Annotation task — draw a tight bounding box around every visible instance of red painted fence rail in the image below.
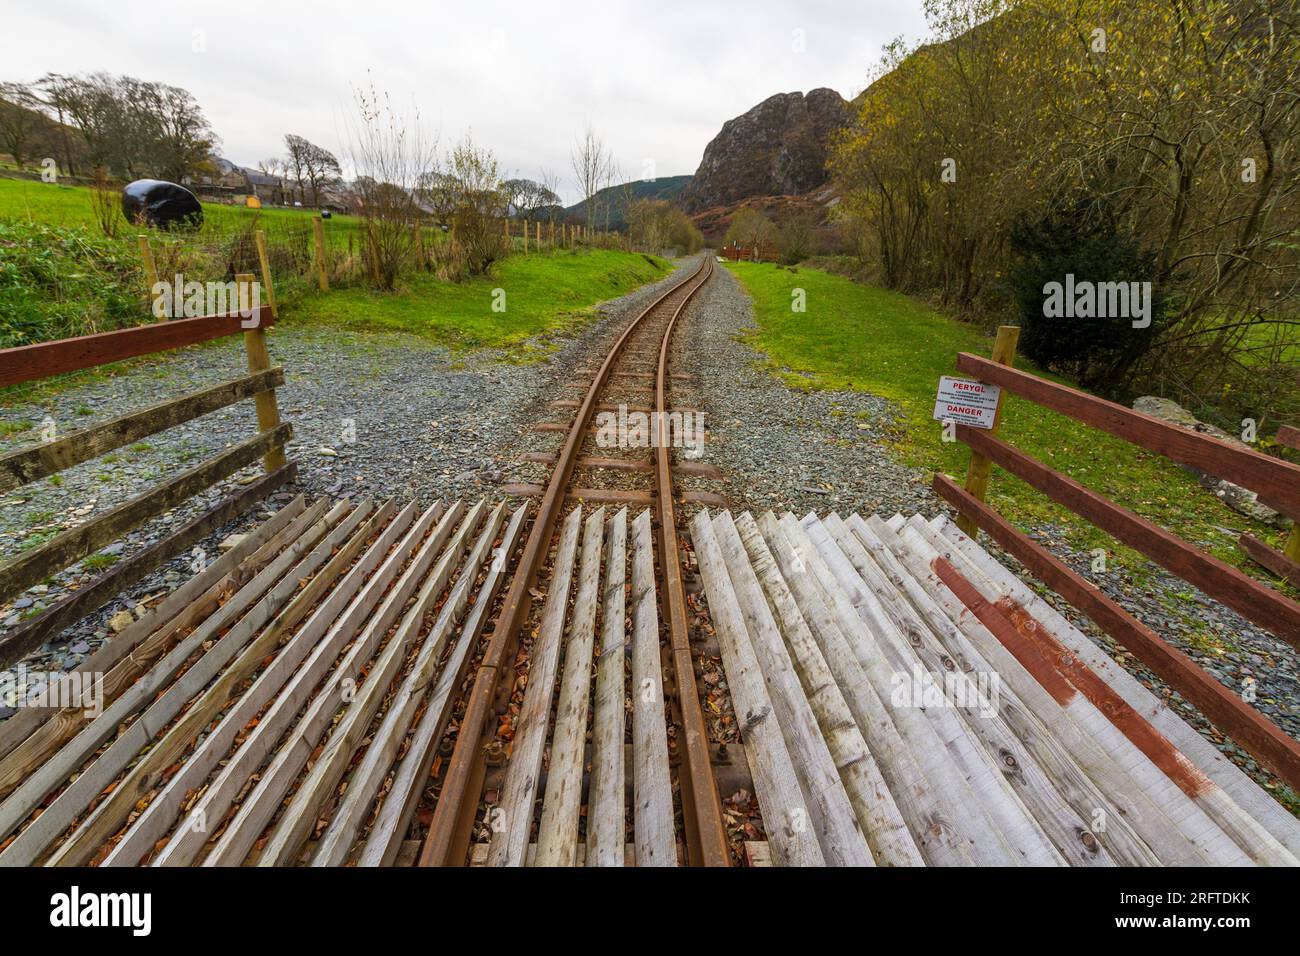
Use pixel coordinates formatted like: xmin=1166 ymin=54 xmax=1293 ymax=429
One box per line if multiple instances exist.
xmin=944 ymin=334 xmax=1300 ymax=792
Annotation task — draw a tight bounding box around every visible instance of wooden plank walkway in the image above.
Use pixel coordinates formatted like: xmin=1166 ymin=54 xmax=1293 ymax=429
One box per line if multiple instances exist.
xmin=479 ymin=505 xmax=682 ymax=867
xmin=0 ymin=495 xmax=529 ymax=867
xmin=4 ymin=496 xmax=1297 ymax=868
xmin=690 ymin=508 xmax=1300 ymax=867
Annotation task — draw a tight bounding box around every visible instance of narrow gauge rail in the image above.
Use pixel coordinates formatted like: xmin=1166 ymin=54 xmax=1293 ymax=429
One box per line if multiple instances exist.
xmin=420 ymin=254 xmax=731 ymax=866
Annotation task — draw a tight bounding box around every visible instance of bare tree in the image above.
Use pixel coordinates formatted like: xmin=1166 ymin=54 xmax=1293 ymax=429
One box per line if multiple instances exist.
xmin=302 ymin=141 xmax=342 ymax=206
xmin=571 ymin=124 xmax=609 ymax=232
xmin=601 ymin=155 xmax=620 ymax=233
xmin=28 ymin=73 xmax=215 ymax=181
xmin=33 ymin=73 xmax=81 ymax=176
xmin=283 ymin=134 xmax=311 ymax=203
xmin=724 ymin=207 xmax=776 ymax=260
xmin=345 ymin=80 xmax=438 ymax=290
xmin=538 ymin=166 xmax=563 ymax=221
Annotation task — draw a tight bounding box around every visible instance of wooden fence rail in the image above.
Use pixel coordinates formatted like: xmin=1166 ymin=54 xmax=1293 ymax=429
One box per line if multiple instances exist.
xmin=0 ymin=307 xmax=274 ymax=390
xmin=943 ymin=327 xmax=1300 ymax=792
xmin=0 ymin=295 xmax=293 ymax=666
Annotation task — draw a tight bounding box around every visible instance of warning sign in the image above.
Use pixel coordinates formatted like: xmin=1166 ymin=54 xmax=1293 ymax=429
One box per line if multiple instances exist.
xmin=932 ymin=376 xmax=1001 ymax=429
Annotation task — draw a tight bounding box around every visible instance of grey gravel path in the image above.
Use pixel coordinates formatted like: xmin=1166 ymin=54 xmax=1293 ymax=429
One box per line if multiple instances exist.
xmin=0 ymin=260 xmax=698 ymax=679
xmin=2 ymin=254 xmax=1295 ymax=814
xmin=671 ymin=262 xmax=937 ymax=518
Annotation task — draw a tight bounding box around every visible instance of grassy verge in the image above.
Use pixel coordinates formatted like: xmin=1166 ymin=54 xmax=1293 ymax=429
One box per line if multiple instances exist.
xmin=0 ymin=175 xmax=365 ymax=237
xmin=1 ymin=175 xmax=670 ymax=359
xmin=723 ymin=260 xmax=1293 ymax=591
xmin=290 ymin=248 xmax=670 ymax=353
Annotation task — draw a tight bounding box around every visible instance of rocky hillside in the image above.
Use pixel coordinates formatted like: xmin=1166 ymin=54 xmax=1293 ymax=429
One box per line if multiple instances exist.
xmin=680 ymin=89 xmax=851 ymax=212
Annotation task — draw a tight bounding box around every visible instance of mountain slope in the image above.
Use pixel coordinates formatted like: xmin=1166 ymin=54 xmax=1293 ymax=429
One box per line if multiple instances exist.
xmin=563 ymin=174 xmax=693 ymax=228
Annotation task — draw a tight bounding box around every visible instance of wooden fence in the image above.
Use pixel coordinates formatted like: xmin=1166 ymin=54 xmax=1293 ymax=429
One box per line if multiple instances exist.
xmin=718 ymin=241 xmax=780 ymax=263
xmin=0 ymin=280 xmax=294 ymax=667
xmin=940 ymin=325 xmax=1300 ymax=792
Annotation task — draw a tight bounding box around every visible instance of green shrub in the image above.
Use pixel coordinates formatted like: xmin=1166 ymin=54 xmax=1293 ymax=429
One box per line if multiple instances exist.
xmin=1008 ymin=200 xmax=1170 ymax=396
xmin=0 ymin=221 xmax=142 ymax=346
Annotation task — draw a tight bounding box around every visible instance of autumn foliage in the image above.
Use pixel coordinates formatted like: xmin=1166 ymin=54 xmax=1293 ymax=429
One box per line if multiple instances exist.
xmin=832 ymin=0 xmax=1300 ymax=417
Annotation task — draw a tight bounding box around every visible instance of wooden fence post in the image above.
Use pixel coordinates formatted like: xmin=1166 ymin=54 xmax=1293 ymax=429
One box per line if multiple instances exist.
xmin=412 ymin=222 xmax=425 ymax=270
xmin=536 ymin=220 xmax=541 ymax=247
xmin=137 ymin=235 xmax=160 ymax=317
xmin=523 ymin=219 xmax=529 ymax=253
xmin=237 ymin=272 xmax=286 ymax=473
xmin=254 ymin=230 xmax=278 ymax=318
xmin=956 ymin=324 xmax=1021 ymax=539
xmin=505 ymin=218 xmax=510 ymax=242
xmin=312 ymin=216 xmax=329 ymax=291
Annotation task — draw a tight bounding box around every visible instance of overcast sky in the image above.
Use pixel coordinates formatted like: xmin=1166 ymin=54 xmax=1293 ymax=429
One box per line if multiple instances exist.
xmin=1 ymin=0 xmax=928 ymax=203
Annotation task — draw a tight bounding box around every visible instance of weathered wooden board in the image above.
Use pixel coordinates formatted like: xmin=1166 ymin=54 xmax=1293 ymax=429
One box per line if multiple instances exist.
xmin=356 ymin=503 xmax=529 ymax=867
xmin=0 ymin=368 xmax=283 ymax=492
xmin=153 ymin=501 xmax=430 ymax=866
xmin=956 ymin=352 xmax=1300 ymax=519
xmin=0 ymin=307 xmax=275 ymax=388
xmin=933 ymin=473 xmax=1300 ymax=794
xmin=486 ymin=507 xmax=583 ymax=867
xmin=534 ymin=508 xmax=604 ymax=866
xmin=258 ymin=501 xmax=484 ymax=866
xmin=0 ymin=464 xmax=294 ymax=668
xmin=629 ymin=509 xmax=676 ymax=867
xmin=0 ymin=422 xmax=291 ymax=603
xmin=586 ymin=508 xmax=628 ymax=867
xmin=736 ymin=512 xmax=921 ymax=866
xmin=957 ymin=425 xmax=1300 ymax=646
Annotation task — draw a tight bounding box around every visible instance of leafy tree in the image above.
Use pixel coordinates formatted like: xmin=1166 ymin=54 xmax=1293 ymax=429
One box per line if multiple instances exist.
xmin=36 ymin=73 xmax=216 ymax=181
xmin=830 ymin=0 xmax=1300 ymax=411
xmin=0 ymin=82 xmax=39 ymax=168
xmin=1009 ymin=199 xmax=1168 ymax=394
xmin=724 ymin=207 xmax=775 ymax=259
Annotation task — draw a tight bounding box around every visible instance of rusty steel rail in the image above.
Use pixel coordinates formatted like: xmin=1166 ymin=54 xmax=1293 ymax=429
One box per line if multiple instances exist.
xmin=419 ymin=254 xmax=728 ymax=866
xmin=652 ymin=258 xmax=730 ymax=867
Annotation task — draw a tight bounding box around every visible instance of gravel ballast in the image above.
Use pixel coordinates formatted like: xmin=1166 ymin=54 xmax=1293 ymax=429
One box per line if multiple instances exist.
xmin=2 ymin=255 xmax=1295 ymax=814
xmin=0 ymin=260 xmax=697 ymax=677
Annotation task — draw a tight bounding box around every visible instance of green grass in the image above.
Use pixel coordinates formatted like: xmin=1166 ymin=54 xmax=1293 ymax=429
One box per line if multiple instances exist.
xmin=724 ymin=260 xmax=1289 ymax=579
xmin=0 ymin=175 xmax=365 ymax=238
xmin=80 ymin=553 xmax=120 ymax=572
xmin=293 ymin=248 xmax=670 ymax=352
xmin=0 ymin=175 xmax=670 ymax=360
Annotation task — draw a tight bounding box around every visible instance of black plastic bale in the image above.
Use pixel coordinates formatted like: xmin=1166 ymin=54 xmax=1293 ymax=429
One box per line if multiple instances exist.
xmin=121 ymin=179 xmax=204 ymax=230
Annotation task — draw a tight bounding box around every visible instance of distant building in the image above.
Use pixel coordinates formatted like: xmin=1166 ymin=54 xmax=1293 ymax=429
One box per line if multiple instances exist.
xmin=187 ymin=157 xmax=285 ymax=205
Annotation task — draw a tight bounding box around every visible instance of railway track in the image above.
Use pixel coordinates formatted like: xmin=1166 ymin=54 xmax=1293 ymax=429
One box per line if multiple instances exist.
xmin=7 ymin=253 xmax=1298 ymax=869
xmin=420 ymin=253 xmax=731 ymax=866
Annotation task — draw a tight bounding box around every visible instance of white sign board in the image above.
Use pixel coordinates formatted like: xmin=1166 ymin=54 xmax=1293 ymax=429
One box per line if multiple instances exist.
xmin=933 ymin=376 xmax=1001 ymax=429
